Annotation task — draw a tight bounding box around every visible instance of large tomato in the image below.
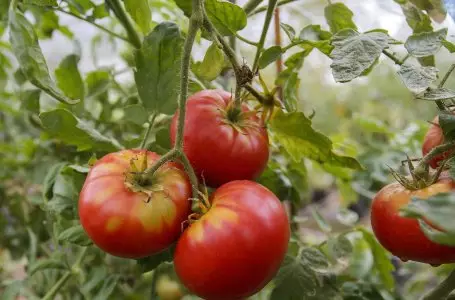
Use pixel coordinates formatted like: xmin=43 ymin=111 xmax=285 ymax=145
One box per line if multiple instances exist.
xmin=371 ymin=176 xmax=455 ymax=265
xmin=174 ymin=180 xmax=290 ymax=300
xmin=78 ymin=149 xmax=191 ymax=258
xmin=170 ymin=89 xmax=269 ymax=188
xmin=422 ymin=115 xmax=451 ymax=169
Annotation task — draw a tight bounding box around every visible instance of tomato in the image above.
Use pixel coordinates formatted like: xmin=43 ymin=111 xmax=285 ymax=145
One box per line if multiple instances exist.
xmin=156 ymin=275 xmax=184 ymax=300
xmin=422 ymin=115 xmax=451 ymax=169
xmin=78 ymin=149 xmax=191 ymax=258
xmin=170 ymin=90 xmax=269 ymax=188
xmin=174 ymin=180 xmax=290 ymax=300
xmin=371 ymin=176 xmax=455 ymax=265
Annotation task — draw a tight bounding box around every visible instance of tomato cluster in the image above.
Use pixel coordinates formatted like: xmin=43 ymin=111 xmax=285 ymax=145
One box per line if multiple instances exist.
xmin=78 ymin=90 xmax=290 ymax=299
xmin=371 ymin=116 xmax=455 ymax=265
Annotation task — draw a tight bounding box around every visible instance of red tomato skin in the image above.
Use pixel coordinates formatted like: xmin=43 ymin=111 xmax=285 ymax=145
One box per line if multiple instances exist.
xmin=170 ymin=89 xmax=269 ymax=188
xmin=422 ymin=115 xmax=450 ymax=169
xmin=174 ymin=180 xmax=290 ymax=300
xmin=78 ymin=149 xmax=191 ymax=259
xmin=371 ymin=177 xmax=455 ymax=265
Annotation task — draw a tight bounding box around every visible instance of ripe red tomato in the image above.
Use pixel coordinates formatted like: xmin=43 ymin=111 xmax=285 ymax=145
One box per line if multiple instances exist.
xmin=78 ymin=149 xmax=191 ymax=258
xmin=170 ymin=90 xmax=269 ymax=187
xmin=371 ymin=176 xmax=455 ymax=265
xmin=422 ymin=115 xmax=451 ymax=169
xmin=174 ymin=180 xmax=290 ymax=300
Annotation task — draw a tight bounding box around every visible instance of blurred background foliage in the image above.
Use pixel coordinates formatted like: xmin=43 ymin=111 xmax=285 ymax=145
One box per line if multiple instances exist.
xmin=1 ymin=0 xmax=455 ymax=299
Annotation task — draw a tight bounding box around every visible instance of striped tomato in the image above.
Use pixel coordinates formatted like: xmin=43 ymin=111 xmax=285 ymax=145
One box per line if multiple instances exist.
xmin=78 ymin=150 xmax=191 ymax=258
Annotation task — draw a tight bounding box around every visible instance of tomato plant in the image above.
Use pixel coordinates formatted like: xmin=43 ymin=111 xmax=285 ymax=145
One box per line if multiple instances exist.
xmin=78 ymin=149 xmax=191 ymax=258
xmin=174 ymin=180 xmax=289 ymax=300
xmin=2 ymin=0 xmax=455 ymax=299
xmin=170 ymin=89 xmax=269 ymax=187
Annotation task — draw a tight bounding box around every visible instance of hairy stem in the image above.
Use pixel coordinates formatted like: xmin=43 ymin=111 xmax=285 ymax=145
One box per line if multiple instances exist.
xmin=383 ymin=49 xmax=403 ymax=65
xmin=244 ymin=84 xmax=269 ymax=104
xmin=140 ymin=113 xmax=157 ymax=149
xmin=243 ymin=0 xmax=264 ymax=14
xmin=56 ymin=8 xmax=130 ymax=44
xmin=274 ymin=6 xmax=283 ymax=100
xmin=250 ymin=0 xmax=298 ymax=16
xmin=235 ymin=33 xmax=259 ymax=46
xmin=252 ymin=0 xmax=279 ymax=72
xmin=107 ymin=0 xmax=142 ymax=48
xmin=422 ymin=270 xmax=455 ymax=300
xmin=176 ymin=151 xmax=200 ymax=199
xmin=144 ymin=149 xmax=178 ymax=175
xmin=439 ymin=64 xmax=455 ymax=88
xmin=415 ymin=141 xmax=455 ymax=173
xmin=204 ymin=17 xmax=242 ymax=103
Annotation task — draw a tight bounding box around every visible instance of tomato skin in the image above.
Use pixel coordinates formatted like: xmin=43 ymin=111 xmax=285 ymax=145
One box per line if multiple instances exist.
xmin=422 ymin=115 xmax=451 ymax=169
xmin=170 ymin=90 xmax=269 ymax=188
xmin=371 ymin=177 xmax=455 ymax=265
xmin=78 ymin=149 xmax=191 ymax=259
xmin=174 ymin=180 xmax=290 ymax=300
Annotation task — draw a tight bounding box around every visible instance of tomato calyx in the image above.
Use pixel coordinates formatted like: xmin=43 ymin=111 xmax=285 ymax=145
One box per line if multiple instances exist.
xmin=222 ymin=101 xmax=263 ymax=134
xmin=123 ymin=152 xmax=165 ymax=203
xmin=390 ymin=156 xmax=447 ymax=190
xmin=181 ymin=186 xmax=211 ymax=231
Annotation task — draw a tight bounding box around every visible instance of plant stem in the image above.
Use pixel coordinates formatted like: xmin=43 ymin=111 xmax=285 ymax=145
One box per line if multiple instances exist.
xmin=250 ymin=0 xmax=298 ymax=16
xmin=176 ymin=151 xmax=200 ymax=203
xmin=144 ymin=149 xmax=178 ymax=175
xmin=244 ymin=83 xmax=268 ymax=104
xmin=235 ymin=33 xmax=259 ymax=46
xmin=55 ymin=8 xmax=131 ymax=44
xmin=150 ymin=266 xmax=162 ymax=299
xmin=140 ymin=114 xmax=157 ymax=149
xmin=42 ymin=247 xmax=88 ymax=300
xmin=106 ymin=0 xmax=142 ymax=49
xmin=252 ymin=0 xmax=279 ymax=72
xmin=422 ymin=270 xmax=455 ymax=300
xmin=175 ymin=0 xmax=203 ymax=149
xmin=204 ymin=17 xmax=242 ymax=103
xmin=383 ymin=49 xmax=403 ymax=65
xmin=274 ymin=6 xmax=283 ymax=100
xmin=439 ymin=64 xmax=455 ymax=88
xmin=243 ymin=0 xmax=264 ymax=14
xmin=415 ymin=141 xmax=455 ymax=173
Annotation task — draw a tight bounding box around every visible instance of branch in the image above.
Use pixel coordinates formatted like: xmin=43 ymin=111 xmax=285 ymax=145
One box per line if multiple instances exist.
xmin=250 ymin=0 xmax=298 ymax=16
xmin=55 ymin=8 xmax=131 ymax=44
xmin=439 ymin=64 xmax=455 ymax=88
xmin=422 ymin=270 xmax=455 ymax=300
xmin=106 ymin=0 xmax=142 ymax=48
xmin=382 ymin=49 xmax=403 ymax=65
xmin=243 ymin=0 xmax=264 ymax=14
xmin=252 ymin=0 xmax=279 ymax=72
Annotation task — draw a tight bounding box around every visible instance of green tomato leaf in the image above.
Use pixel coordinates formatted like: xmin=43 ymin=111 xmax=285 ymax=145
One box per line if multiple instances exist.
xmin=122 ymin=0 xmax=151 ymax=33
xmin=300 ymin=247 xmax=329 ymax=271
xmin=20 ymin=89 xmax=41 ymax=113
xmin=402 ymin=192 xmax=455 ymax=234
xmin=330 ymin=29 xmax=389 ymax=83
xmin=174 ymin=0 xmax=247 ymax=36
xmin=270 ymin=255 xmax=319 ymax=300
xmin=280 ymin=23 xmax=296 ymax=41
xmin=327 ymin=235 xmax=353 ymax=260
xmin=93 ymin=274 xmax=119 ymax=300
xmin=397 ymin=2 xmax=433 ymax=33
xmin=135 ymin=22 xmax=184 ymax=115
xmin=358 ymin=228 xmax=395 ymax=291
xmin=418 ymin=219 xmax=455 ymax=246
xmin=40 ymin=108 xmax=123 ymax=151
xmin=86 ymin=70 xmax=110 ymax=99
xmin=42 ymin=162 xmax=67 ymax=202
xmin=123 ymin=104 xmax=149 ymax=125
xmin=58 ymin=225 xmax=93 ymax=246
xmin=270 ymin=110 xmax=363 ymax=170
xmin=23 ymin=0 xmax=57 ymax=6
xmin=193 ymin=42 xmax=225 ymax=81
xmin=442 ymin=39 xmax=455 ymax=53
xmin=416 ymin=88 xmax=455 ymax=101
xmin=324 ymin=3 xmax=357 ymax=34
xmin=348 ymin=236 xmax=374 ymax=278
xmin=28 ymin=258 xmax=67 ymax=276
xmin=55 ymin=54 xmax=85 ymax=100
xmin=397 ymin=64 xmax=438 ymax=94
xmin=258 ymin=46 xmax=282 ymax=69
xmin=8 ymin=10 xmax=79 ymax=104
xmin=405 ymin=28 xmax=447 ymax=57
xmin=297 ymin=25 xmax=333 ymax=56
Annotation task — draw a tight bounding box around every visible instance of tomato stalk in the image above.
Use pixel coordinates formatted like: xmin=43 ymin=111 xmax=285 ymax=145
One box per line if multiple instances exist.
xmin=249 ymin=0 xmax=299 ymax=16
xmin=106 ymin=0 xmax=142 ymax=49
xmin=422 ymin=269 xmax=455 ymax=300
xmin=413 ymin=141 xmax=455 ymax=177
xmin=243 ymin=0 xmax=264 ymax=15
xmin=139 ymin=113 xmax=157 ymax=149
xmin=439 ymin=64 xmax=455 ymax=89
xmin=42 ymin=247 xmax=89 ymax=300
